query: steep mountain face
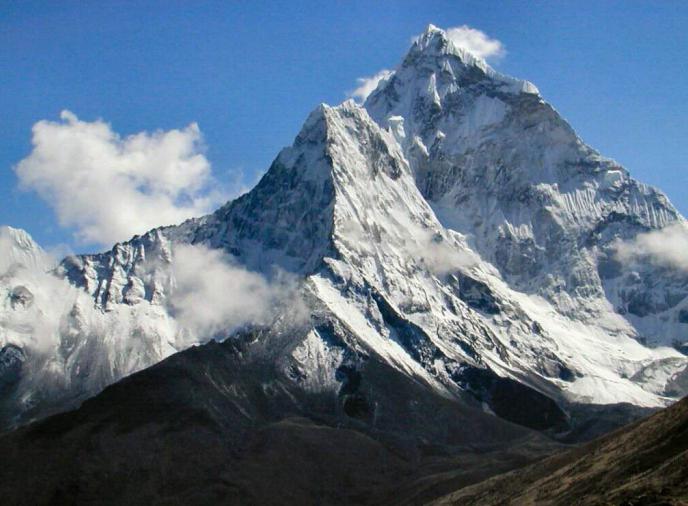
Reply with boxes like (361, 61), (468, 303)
(2, 25), (688, 435)
(365, 25), (684, 333)
(56, 103), (583, 427)
(362, 25), (688, 402)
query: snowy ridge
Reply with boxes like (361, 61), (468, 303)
(2, 26), (688, 430)
(0, 227), (183, 427)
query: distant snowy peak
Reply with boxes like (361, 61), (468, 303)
(0, 226), (53, 274)
(0, 225), (185, 429)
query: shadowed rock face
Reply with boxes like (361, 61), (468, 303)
(9, 286), (33, 309)
(0, 330), (560, 506)
(450, 273), (500, 315)
(430, 397), (688, 506)
(0, 325), (678, 505)
(0, 345), (24, 389)
(454, 366), (569, 431)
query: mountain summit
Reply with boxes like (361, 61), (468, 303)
(1, 26), (687, 436)
(366, 25), (677, 315)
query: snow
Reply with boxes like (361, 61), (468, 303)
(309, 274), (450, 395)
(289, 328), (345, 393)
(3, 25), (688, 428)
(0, 228), (184, 424)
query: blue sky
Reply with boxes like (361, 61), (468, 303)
(2, 1), (687, 253)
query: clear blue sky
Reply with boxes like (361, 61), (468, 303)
(2, 1), (687, 252)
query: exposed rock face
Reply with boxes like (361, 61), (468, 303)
(0, 345), (24, 389)
(9, 286), (33, 309)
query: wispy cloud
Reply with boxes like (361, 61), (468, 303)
(407, 229), (477, 276)
(164, 243), (298, 340)
(15, 111), (226, 247)
(445, 25), (506, 61)
(614, 222), (688, 271)
(348, 69), (393, 103)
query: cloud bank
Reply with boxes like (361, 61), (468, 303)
(615, 222), (688, 272)
(15, 111), (223, 247)
(445, 25), (506, 61)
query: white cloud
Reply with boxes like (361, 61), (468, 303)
(408, 230), (477, 276)
(445, 25), (506, 61)
(166, 243), (298, 340)
(348, 69), (393, 103)
(615, 222), (688, 271)
(15, 111), (224, 247)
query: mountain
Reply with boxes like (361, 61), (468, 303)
(430, 395), (688, 505)
(0, 328), (560, 505)
(2, 25), (688, 438)
(0, 226), (189, 429)
(365, 25), (687, 346)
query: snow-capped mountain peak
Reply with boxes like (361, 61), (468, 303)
(365, 30), (678, 325)
(413, 23), (491, 69)
(3, 26), (688, 432)
(0, 226), (53, 274)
